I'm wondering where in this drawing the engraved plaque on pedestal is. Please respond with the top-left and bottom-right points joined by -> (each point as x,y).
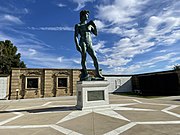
88,90 -> 104,101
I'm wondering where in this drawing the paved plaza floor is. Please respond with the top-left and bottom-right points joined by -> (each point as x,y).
0,94 -> 180,135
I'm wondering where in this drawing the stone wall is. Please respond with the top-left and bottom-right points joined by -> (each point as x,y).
0,75 -> 10,99
72,70 -> 81,95
10,68 -> 82,99
44,69 -> 53,97
11,69 -> 21,99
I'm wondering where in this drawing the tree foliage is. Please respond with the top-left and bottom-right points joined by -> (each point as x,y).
0,40 -> 26,74
173,65 -> 180,71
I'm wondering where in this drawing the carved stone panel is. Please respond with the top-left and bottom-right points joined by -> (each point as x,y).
87,90 -> 105,101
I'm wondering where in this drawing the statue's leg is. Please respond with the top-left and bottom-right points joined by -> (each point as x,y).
87,45 -> 104,79
81,42 -> 88,77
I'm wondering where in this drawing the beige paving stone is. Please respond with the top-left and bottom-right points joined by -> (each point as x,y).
0,101 -> 46,107
4,112 -> 71,126
93,113 -> 129,135
109,95 -> 134,101
110,99 -> 136,104
0,113 -> 17,122
115,110 -> 180,122
126,103 -> 169,111
142,98 -> 180,105
0,127 -> 65,135
59,112 -> 129,135
3,106 -> 41,111
0,102 -> 47,111
0,95 -> 180,135
59,112 -> 93,135
121,124 -> 180,135
0,105 -> 9,110
49,101 -> 76,106
171,106 -> 180,115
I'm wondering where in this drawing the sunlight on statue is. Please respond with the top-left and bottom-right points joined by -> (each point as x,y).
74,10 -> 105,81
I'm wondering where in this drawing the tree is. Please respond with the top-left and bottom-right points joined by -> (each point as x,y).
0,40 -> 26,74
173,65 -> 180,71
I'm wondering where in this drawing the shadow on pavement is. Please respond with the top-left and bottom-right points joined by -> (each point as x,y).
172,99 -> 180,101
0,106 -> 77,114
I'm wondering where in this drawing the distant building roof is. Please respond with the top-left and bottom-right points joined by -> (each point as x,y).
133,70 -> 176,77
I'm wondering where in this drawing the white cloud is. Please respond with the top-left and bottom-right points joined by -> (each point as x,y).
26,55 -> 78,68
103,27 -> 123,35
72,0 -> 94,11
0,17 -> 76,69
94,20 -> 105,30
98,35 -> 155,68
165,65 -> 175,70
144,16 -> 180,39
96,0 -> 148,24
170,57 -> 180,63
0,5 -> 29,14
28,26 -> 73,31
18,48 -> 40,58
0,32 -> 12,41
114,64 -> 141,74
57,3 -> 66,7
24,8 -> 29,14
57,57 -> 64,62
100,58 -> 132,68
1,29 -> 78,69
144,16 -> 180,46
143,53 -> 176,66
157,50 -> 167,53
123,28 -> 138,38
1,0 -> 179,74
1,15 -> 23,24
0,28 -> 52,49
107,52 -> 177,74
18,46 -> 78,68
28,48 -> 37,56
92,41 -> 105,52
95,0 -> 180,74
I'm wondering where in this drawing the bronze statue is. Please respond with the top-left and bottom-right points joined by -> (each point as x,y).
74,10 -> 104,81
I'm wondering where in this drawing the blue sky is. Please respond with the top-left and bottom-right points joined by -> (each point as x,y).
0,0 -> 179,74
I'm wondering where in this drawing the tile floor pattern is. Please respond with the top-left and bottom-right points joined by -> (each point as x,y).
0,95 -> 180,135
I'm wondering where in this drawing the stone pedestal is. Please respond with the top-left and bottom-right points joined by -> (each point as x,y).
76,81 -> 110,110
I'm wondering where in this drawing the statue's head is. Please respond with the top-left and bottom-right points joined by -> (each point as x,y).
80,10 -> 90,22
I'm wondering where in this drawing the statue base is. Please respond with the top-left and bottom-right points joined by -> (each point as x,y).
76,81 -> 110,110
80,74 -> 105,81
